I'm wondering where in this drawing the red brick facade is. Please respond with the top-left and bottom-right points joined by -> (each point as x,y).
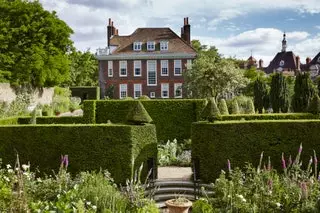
101,59 -> 191,99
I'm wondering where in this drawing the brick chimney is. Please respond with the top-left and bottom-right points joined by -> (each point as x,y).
259,59 -> 264,69
183,17 -> 191,44
306,57 -> 311,64
181,27 -> 184,41
114,28 -> 118,36
107,18 -> 116,47
296,56 -> 301,71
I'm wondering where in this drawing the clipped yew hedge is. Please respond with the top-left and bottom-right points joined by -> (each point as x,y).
192,120 -> 320,183
83,100 -> 96,124
0,117 -> 19,125
94,99 -> 206,142
220,113 -> 319,121
0,123 -> 157,184
15,116 -> 84,124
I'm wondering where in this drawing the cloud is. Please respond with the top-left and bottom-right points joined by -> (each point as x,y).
315,26 -> 320,30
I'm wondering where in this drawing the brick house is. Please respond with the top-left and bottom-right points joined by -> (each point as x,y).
96,18 -> 196,99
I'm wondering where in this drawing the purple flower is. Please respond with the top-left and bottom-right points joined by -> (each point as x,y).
318,174 -> 320,181
282,153 -> 286,169
298,143 -> 303,154
267,179 -> 273,191
64,155 -> 69,168
227,159 -> 231,172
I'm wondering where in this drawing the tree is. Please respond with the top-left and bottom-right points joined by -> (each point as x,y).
191,40 -> 207,53
184,50 -> 249,99
270,73 -> 289,113
68,50 -> 98,86
292,72 -> 315,112
254,78 -> 268,113
0,0 -> 73,88
308,95 -> 320,114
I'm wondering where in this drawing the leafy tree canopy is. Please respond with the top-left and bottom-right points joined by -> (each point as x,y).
68,49 -> 98,86
184,41 -> 249,99
0,0 -> 74,88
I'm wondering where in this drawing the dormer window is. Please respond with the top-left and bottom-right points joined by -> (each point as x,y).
160,41 -> 169,51
147,41 -> 155,51
133,42 -> 142,51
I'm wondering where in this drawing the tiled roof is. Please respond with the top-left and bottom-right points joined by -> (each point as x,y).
109,28 -> 195,55
309,52 -> 320,65
266,51 -> 297,74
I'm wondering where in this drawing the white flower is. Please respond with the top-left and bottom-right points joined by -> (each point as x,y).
276,202 -> 281,208
92,205 -> 97,210
22,164 -> 30,171
6,164 -> 11,169
86,201 -> 91,205
7,169 -> 13,173
242,198 -> 246,202
3,176 -> 10,182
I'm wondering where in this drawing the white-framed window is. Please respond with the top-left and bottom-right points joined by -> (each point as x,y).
174,60 -> 182,76
134,84 -> 142,99
147,41 -> 155,51
150,92 -> 155,98
147,60 -> 157,86
160,41 -> 168,51
161,60 -> 169,76
108,61 -> 113,77
119,84 -> 127,99
134,60 -> 141,76
119,61 -> 127,77
133,42 -> 142,51
187,59 -> 192,69
174,83 -> 182,98
161,83 -> 169,98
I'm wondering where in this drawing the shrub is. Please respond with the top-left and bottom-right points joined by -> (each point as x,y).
308,95 -> 320,115
94,99 -> 206,142
245,99 -> 255,114
83,100 -> 96,123
220,113 -> 318,121
201,98 -> 221,122
127,101 -> 153,125
158,139 -> 191,167
218,99 -> 229,115
192,199 -> 214,213
230,99 -> 240,114
192,120 -> 320,183
138,95 -> 150,100
0,124 -> 157,184
41,104 -> 53,116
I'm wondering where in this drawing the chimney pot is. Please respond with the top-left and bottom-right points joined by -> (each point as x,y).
306,57 -> 311,64
296,56 -> 301,71
111,21 -> 113,27
108,18 -> 111,26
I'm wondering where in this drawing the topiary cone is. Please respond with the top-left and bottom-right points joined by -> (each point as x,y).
201,97 -> 221,122
218,99 -> 229,115
126,101 -> 153,124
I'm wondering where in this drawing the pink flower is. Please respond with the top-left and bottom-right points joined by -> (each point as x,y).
227,159 -> 231,172
282,153 -> 286,169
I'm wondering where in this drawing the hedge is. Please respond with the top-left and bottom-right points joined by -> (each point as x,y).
94,99 -> 206,142
0,117 -> 19,125
221,113 -> 319,121
70,86 -> 100,102
192,120 -> 320,183
0,123 -> 157,184
83,100 -> 96,124
15,116 -> 84,124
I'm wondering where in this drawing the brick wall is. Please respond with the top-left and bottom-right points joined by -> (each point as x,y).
101,59 -> 191,99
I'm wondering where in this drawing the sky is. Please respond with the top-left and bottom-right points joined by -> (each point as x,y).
39,0 -> 320,66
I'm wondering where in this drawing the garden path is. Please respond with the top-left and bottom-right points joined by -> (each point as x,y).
158,167 -> 192,180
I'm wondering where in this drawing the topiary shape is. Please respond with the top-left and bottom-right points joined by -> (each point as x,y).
308,95 -> 320,115
231,99 -> 240,114
245,99 -> 255,114
218,99 -> 229,115
126,101 -> 153,125
201,98 -> 221,122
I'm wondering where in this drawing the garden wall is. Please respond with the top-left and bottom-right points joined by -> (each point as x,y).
93,99 -> 206,142
0,123 -> 157,184
192,120 -> 320,183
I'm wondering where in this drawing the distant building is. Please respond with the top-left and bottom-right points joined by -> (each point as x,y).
265,33 -> 301,76
307,53 -> 320,78
96,18 -> 196,99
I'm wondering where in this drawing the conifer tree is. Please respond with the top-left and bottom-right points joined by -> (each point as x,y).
245,99 -> 255,114
270,73 -> 289,113
231,99 -> 240,114
308,95 -> 320,114
218,99 -> 229,115
292,72 -> 315,112
254,78 -> 268,113
201,98 -> 221,122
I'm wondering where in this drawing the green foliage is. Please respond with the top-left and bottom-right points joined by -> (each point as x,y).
158,139 -> 191,167
17,116 -> 84,124
245,99 -> 255,114
270,73 -> 289,113
138,95 -> 150,100
230,99 -> 240,114
68,50 -> 98,86
41,104 -> 53,116
202,147 -> 320,212
218,99 -> 229,115
83,100 -> 96,124
94,99 -> 206,142
127,101 -> 153,125
105,85 -> 115,99
192,120 -> 320,183
192,199 -> 214,213
0,0 -> 73,87
0,124 -> 157,184
254,77 -> 268,113
220,113 -> 318,121
292,72 -> 315,112
308,95 -> 320,114
0,117 -> 18,125
201,98 -> 221,122
184,48 -> 249,99
52,87 -> 71,114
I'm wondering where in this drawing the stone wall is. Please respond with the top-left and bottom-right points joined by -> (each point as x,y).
0,83 -> 54,105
